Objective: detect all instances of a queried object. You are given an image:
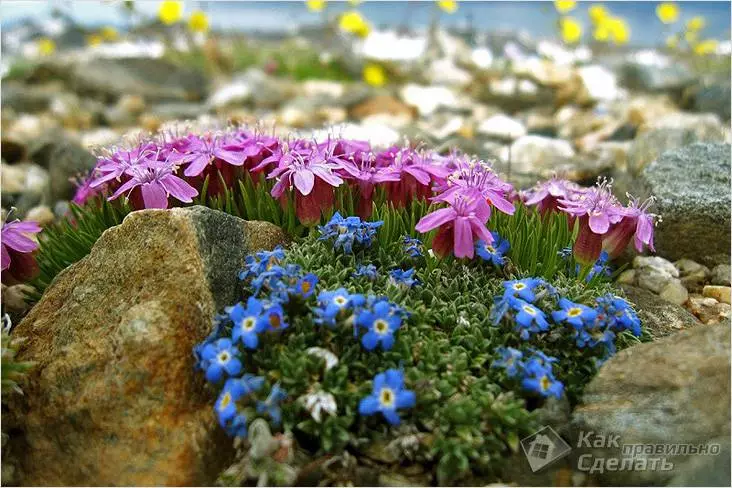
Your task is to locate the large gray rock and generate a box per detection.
[6,207,287,486]
[626,128,724,176]
[571,323,730,486]
[634,143,731,266]
[688,79,732,122]
[620,62,696,94]
[28,136,97,201]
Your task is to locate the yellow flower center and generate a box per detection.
[540,376,551,391]
[523,306,537,316]
[334,296,348,306]
[301,281,312,294]
[379,387,395,407]
[242,317,256,331]
[513,283,526,291]
[218,351,230,363]
[374,319,389,335]
[567,307,583,318]
[485,245,496,253]
[219,392,232,409]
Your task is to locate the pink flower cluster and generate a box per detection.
[1,218,41,284]
[74,128,657,263]
[522,177,658,265]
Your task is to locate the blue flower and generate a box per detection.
[193,313,228,371]
[256,383,287,426]
[230,297,267,349]
[511,298,550,340]
[582,250,612,282]
[216,378,246,426]
[389,268,420,288]
[551,298,598,329]
[236,373,265,395]
[490,294,513,326]
[318,212,383,253]
[476,232,510,267]
[258,303,287,332]
[353,264,378,280]
[492,347,524,377]
[359,369,416,425]
[225,413,248,438]
[503,278,543,302]
[314,288,365,327]
[402,236,423,258]
[521,361,564,399]
[596,295,641,336]
[239,246,286,281]
[293,273,318,299]
[356,300,402,351]
[201,338,242,383]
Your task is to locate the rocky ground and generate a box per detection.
[1,25,731,486]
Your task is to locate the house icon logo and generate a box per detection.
[520,426,571,472]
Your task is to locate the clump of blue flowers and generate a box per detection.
[318,212,383,254]
[359,368,416,425]
[389,267,420,288]
[402,236,423,258]
[492,347,564,399]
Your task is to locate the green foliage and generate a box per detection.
[219,233,619,484]
[1,330,34,398]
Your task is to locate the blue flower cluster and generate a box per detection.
[353,263,378,280]
[475,231,510,267]
[318,212,383,254]
[492,347,564,399]
[239,246,318,305]
[313,287,407,352]
[389,268,420,288]
[559,247,612,283]
[402,236,423,258]
[490,276,643,391]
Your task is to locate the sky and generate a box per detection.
[1,1,730,46]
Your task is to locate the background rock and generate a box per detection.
[621,285,700,339]
[7,206,286,486]
[571,323,730,486]
[633,143,731,266]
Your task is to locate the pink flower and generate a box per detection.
[339,153,400,218]
[558,179,625,265]
[524,177,584,215]
[171,134,247,177]
[90,143,158,189]
[415,189,493,259]
[268,144,344,225]
[603,195,658,258]
[108,160,198,209]
[376,147,451,207]
[436,159,515,216]
[2,218,41,284]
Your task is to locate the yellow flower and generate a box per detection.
[554,0,576,14]
[437,0,458,14]
[306,0,326,12]
[666,34,679,49]
[188,10,209,33]
[339,10,371,38]
[588,4,609,24]
[656,2,679,24]
[159,1,183,25]
[607,17,630,45]
[593,22,610,42]
[686,16,705,32]
[101,26,119,42]
[37,37,56,56]
[693,39,718,56]
[86,34,103,47]
[560,16,582,44]
[363,63,386,87]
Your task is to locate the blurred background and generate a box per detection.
[1,0,730,224]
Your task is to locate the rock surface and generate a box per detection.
[621,285,700,339]
[571,323,730,486]
[7,206,286,486]
[634,143,731,265]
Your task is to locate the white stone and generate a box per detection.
[477,114,527,141]
[616,269,636,285]
[81,128,121,149]
[357,30,427,63]
[501,135,575,173]
[577,65,622,102]
[400,84,458,117]
[633,256,679,277]
[703,285,732,305]
[470,47,493,69]
[302,80,345,99]
[311,122,400,149]
[208,81,252,109]
[427,57,472,87]
[659,279,689,305]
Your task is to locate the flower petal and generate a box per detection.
[141,182,169,209]
[415,207,456,233]
[293,169,315,196]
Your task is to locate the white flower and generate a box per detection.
[306,347,339,370]
[301,391,337,423]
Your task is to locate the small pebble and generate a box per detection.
[616,269,636,285]
[703,285,731,305]
[25,205,55,227]
[659,279,688,306]
[711,264,731,287]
